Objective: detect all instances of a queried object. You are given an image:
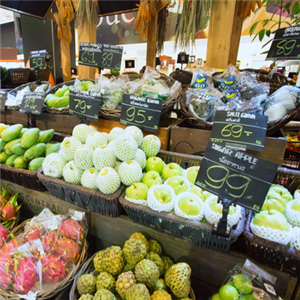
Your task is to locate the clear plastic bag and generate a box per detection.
[191,67,212,89]
[213,64,240,93]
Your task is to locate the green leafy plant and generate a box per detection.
[250,0,300,53]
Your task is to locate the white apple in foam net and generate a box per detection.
[162,163,183,180]
[291,199,300,212]
[126,183,149,200]
[142,171,162,188]
[145,156,164,175]
[166,176,189,195]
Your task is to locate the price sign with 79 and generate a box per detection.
[74,99,92,114]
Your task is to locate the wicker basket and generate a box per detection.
[37,168,125,217]
[7,68,31,85]
[169,69,193,90]
[0,219,88,300]
[69,253,196,300]
[0,132,66,191]
[244,167,300,276]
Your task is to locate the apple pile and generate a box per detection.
[125,157,242,226]
[251,184,300,249]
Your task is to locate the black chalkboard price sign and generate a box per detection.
[19,92,45,115]
[195,141,278,212]
[29,50,46,69]
[267,26,300,60]
[78,42,123,70]
[69,88,101,121]
[210,111,268,152]
[0,90,6,111]
[120,94,162,132]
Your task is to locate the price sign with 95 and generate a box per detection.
[69,88,101,121]
[195,141,278,212]
[29,50,46,70]
[120,94,162,132]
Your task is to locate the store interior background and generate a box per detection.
[1,0,299,84]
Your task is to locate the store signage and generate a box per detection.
[120,94,162,132]
[78,42,123,70]
[195,141,278,212]
[210,111,268,151]
[19,92,45,115]
[69,88,101,121]
[29,50,46,69]
[267,26,300,60]
[0,91,6,111]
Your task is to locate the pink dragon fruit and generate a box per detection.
[0,254,13,289]
[14,256,37,294]
[55,237,80,262]
[0,237,20,255]
[41,254,68,283]
[59,219,84,242]
[43,230,57,253]
[24,225,43,243]
[0,225,7,249]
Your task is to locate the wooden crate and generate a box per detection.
[170,120,287,166]
[90,117,181,150]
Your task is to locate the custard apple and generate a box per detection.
[141,135,161,158]
[130,233,149,252]
[93,289,116,300]
[63,160,84,184]
[77,274,96,295]
[81,168,99,190]
[145,252,164,276]
[96,272,115,292]
[161,256,173,274]
[79,295,93,300]
[118,160,143,186]
[42,153,66,178]
[114,134,138,162]
[86,132,108,150]
[125,284,150,300]
[123,239,147,265]
[153,279,167,292]
[73,124,92,143]
[116,271,136,299]
[96,167,121,194]
[60,136,82,161]
[74,144,94,170]
[122,262,137,273]
[148,240,162,256]
[150,290,172,300]
[135,259,160,289]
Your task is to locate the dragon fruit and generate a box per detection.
[13,256,37,294]
[0,225,7,249]
[0,254,13,289]
[24,225,43,243]
[59,219,84,242]
[0,188,10,207]
[55,237,81,262]
[0,193,21,226]
[43,230,57,253]
[41,254,68,283]
[0,237,20,255]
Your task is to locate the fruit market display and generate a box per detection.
[250,184,300,249]
[0,188,21,228]
[75,232,193,300]
[0,123,60,170]
[44,79,95,109]
[0,208,88,297]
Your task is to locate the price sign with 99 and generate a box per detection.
[120,94,162,132]
[195,141,278,212]
[29,50,46,70]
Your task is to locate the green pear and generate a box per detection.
[178,197,201,216]
[154,188,172,204]
[269,185,293,202]
[261,198,286,214]
[252,209,289,231]
[126,182,148,200]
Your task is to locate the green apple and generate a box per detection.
[162,163,183,180]
[266,190,287,206]
[166,176,189,195]
[186,166,200,184]
[239,296,256,300]
[209,198,237,215]
[126,182,149,200]
[142,170,162,188]
[145,156,164,175]
[211,293,222,300]
[269,185,293,202]
[291,199,300,211]
[154,188,173,204]
[232,273,253,294]
[178,197,202,216]
[252,209,289,231]
[261,198,286,214]
[190,185,205,201]
[219,284,239,300]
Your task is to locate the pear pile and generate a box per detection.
[76,233,193,300]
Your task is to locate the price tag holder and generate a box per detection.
[69,88,101,121]
[266,26,300,60]
[211,111,268,152]
[78,42,123,70]
[19,92,45,115]
[29,50,46,69]
[120,94,162,132]
[0,90,6,111]
[195,141,278,212]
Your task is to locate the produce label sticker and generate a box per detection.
[0,90,6,111]
[195,141,278,212]
[29,50,46,69]
[120,94,162,132]
[267,26,300,60]
[69,88,101,121]
[19,92,45,115]
[78,42,123,70]
[211,111,268,152]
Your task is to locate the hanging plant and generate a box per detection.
[239,0,262,18]
[175,0,211,50]
[73,0,99,31]
[157,6,168,55]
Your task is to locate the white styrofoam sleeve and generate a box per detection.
[290,227,300,250]
[124,196,148,206]
[147,184,176,212]
[286,200,300,227]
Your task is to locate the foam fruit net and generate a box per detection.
[286,201,300,227]
[124,195,147,206]
[290,227,300,250]
[147,184,176,212]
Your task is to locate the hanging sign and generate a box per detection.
[120,94,162,132]
[266,26,300,60]
[0,91,6,111]
[210,111,268,151]
[69,88,101,121]
[29,50,46,69]
[78,42,123,70]
[19,92,45,115]
[195,141,278,212]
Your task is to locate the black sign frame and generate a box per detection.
[19,92,45,115]
[29,50,47,70]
